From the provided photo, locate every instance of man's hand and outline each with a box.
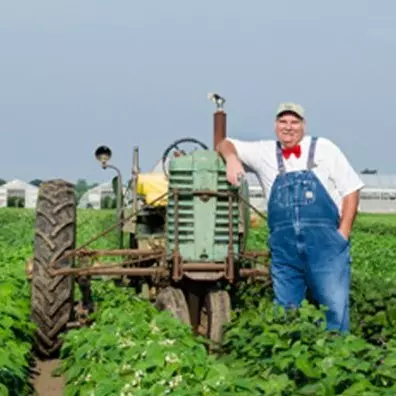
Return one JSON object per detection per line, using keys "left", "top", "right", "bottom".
{"left": 226, "top": 155, "right": 245, "bottom": 186}
{"left": 216, "top": 139, "right": 245, "bottom": 185}
{"left": 338, "top": 226, "right": 350, "bottom": 240}
{"left": 338, "top": 190, "right": 360, "bottom": 240}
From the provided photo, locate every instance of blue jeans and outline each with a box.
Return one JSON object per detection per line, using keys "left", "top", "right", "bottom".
{"left": 269, "top": 223, "right": 351, "bottom": 332}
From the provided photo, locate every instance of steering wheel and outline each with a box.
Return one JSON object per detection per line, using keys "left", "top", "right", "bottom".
{"left": 161, "top": 137, "right": 209, "bottom": 177}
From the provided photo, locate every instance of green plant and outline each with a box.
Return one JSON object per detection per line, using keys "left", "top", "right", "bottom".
{"left": 60, "top": 283, "right": 257, "bottom": 395}
{"left": 222, "top": 299, "right": 396, "bottom": 395}
{"left": 2, "top": 209, "right": 396, "bottom": 395}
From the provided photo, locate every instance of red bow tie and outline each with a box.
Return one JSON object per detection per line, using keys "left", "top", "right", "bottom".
{"left": 282, "top": 145, "right": 301, "bottom": 159}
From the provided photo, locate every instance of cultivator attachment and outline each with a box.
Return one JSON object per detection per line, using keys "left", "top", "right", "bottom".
{"left": 45, "top": 188, "right": 269, "bottom": 282}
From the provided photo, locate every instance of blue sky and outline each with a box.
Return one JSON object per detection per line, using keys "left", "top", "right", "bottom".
{"left": 0, "top": 0, "right": 395, "bottom": 184}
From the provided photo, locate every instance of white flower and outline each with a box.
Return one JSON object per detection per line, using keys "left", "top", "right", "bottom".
{"left": 122, "top": 383, "right": 131, "bottom": 391}
{"left": 135, "top": 370, "right": 144, "bottom": 378}
{"left": 149, "top": 320, "right": 160, "bottom": 333}
{"left": 159, "top": 339, "right": 175, "bottom": 346}
{"left": 120, "top": 339, "right": 135, "bottom": 348}
{"left": 165, "top": 353, "right": 180, "bottom": 364}
{"left": 121, "top": 364, "right": 131, "bottom": 371}
{"left": 169, "top": 374, "right": 182, "bottom": 388}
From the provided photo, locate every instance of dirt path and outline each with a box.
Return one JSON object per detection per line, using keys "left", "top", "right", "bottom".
{"left": 31, "top": 359, "right": 64, "bottom": 396}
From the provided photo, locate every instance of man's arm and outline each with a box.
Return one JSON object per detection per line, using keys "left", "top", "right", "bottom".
{"left": 339, "top": 190, "right": 360, "bottom": 239}
{"left": 216, "top": 139, "right": 238, "bottom": 160}
{"left": 325, "top": 138, "right": 364, "bottom": 239}
{"left": 216, "top": 139, "right": 246, "bottom": 185}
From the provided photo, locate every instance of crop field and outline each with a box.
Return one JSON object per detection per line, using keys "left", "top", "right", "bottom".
{"left": 1, "top": 208, "right": 396, "bottom": 395}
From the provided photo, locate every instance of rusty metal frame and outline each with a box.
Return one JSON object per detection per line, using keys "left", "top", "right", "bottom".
{"left": 46, "top": 187, "right": 269, "bottom": 281}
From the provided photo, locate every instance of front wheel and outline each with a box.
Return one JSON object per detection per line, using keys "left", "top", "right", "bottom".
{"left": 200, "top": 289, "right": 231, "bottom": 345}
{"left": 155, "top": 286, "right": 191, "bottom": 325}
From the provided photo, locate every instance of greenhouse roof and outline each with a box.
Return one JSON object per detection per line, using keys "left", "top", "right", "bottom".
{"left": 360, "top": 174, "right": 396, "bottom": 189}
{"left": 0, "top": 179, "right": 38, "bottom": 191}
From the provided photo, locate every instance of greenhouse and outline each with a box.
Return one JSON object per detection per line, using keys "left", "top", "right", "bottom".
{"left": 78, "top": 181, "right": 127, "bottom": 209}
{"left": 358, "top": 174, "right": 396, "bottom": 213}
{"left": 0, "top": 179, "right": 39, "bottom": 208}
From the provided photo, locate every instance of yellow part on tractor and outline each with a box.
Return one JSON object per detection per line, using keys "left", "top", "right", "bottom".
{"left": 136, "top": 173, "right": 168, "bottom": 207}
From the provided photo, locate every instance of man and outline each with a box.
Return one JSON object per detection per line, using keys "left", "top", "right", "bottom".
{"left": 216, "top": 103, "right": 364, "bottom": 332}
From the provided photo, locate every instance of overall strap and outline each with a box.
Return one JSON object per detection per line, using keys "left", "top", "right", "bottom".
{"left": 276, "top": 141, "right": 286, "bottom": 174}
{"left": 307, "top": 136, "right": 318, "bottom": 169}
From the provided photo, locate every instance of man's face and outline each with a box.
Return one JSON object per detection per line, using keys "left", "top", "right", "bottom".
{"left": 275, "top": 112, "right": 305, "bottom": 148}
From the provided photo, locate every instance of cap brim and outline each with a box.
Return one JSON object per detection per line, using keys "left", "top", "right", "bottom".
{"left": 276, "top": 110, "right": 304, "bottom": 119}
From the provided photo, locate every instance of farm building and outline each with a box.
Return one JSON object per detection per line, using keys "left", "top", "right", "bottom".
{"left": 78, "top": 181, "right": 127, "bottom": 209}
{"left": 0, "top": 179, "right": 39, "bottom": 208}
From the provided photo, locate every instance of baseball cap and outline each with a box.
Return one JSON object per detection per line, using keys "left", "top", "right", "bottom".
{"left": 276, "top": 102, "right": 305, "bottom": 119}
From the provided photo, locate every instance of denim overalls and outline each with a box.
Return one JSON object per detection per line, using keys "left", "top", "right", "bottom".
{"left": 267, "top": 136, "right": 351, "bottom": 332}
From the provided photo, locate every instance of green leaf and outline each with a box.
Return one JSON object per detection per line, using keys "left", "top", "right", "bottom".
{"left": 295, "top": 355, "right": 321, "bottom": 379}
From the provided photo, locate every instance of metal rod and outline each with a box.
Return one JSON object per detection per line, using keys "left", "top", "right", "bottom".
{"left": 66, "top": 322, "right": 83, "bottom": 329}
{"left": 182, "top": 263, "right": 226, "bottom": 271}
{"left": 179, "top": 189, "right": 236, "bottom": 198}
{"left": 51, "top": 265, "right": 269, "bottom": 278}
{"left": 93, "top": 253, "right": 163, "bottom": 267}
{"left": 227, "top": 192, "right": 235, "bottom": 282}
{"left": 50, "top": 266, "right": 169, "bottom": 277}
{"left": 240, "top": 251, "right": 270, "bottom": 258}
{"left": 50, "top": 261, "right": 268, "bottom": 278}
{"left": 172, "top": 189, "right": 182, "bottom": 280}
{"left": 51, "top": 253, "right": 164, "bottom": 275}
{"left": 71, "top": 248, "right": 164, "bottom": 258}
{"left": 104, "top": 164, "right": 124, "bottom": 249}
{"left": 49, "top": 190, "right": 170, "bottom": 268}
{"left": 131, "top": 146, "right": 139, "bottom": 236}
{"left": 237, "top": 190, "right": 267, "bottom": 221}
{"left": 239, "top": 268, "right": 269, "bottom": 277}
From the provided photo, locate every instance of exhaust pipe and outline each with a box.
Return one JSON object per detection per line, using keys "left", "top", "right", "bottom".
{"left": 208, "top": 93, "right": 226, "bottom": 150}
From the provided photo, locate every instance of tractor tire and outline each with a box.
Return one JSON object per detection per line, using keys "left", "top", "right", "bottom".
{"left": 31, "top": 179, "right": 76, "bottom": 357}
{"left": 155, "top": 286, "right": 191, "bottom": 325}
{"left": 202, "top": 289, "right": 231, "bottom": 345}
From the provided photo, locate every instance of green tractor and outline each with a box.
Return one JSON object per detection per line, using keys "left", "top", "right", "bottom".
{"left": 29, "top": 93, "right": 269, "bottom": 357}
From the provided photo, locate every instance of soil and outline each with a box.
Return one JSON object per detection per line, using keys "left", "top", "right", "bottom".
{"left": 31, "top": 358, "right": 64, "bottom": 396}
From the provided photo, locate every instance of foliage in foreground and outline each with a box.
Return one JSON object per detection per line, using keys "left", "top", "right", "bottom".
{"left": 0, "top": 208, "right": 117, "bottom": 396}
{"left": 223, "top": 298, "right": 396, "bottom": 395}
{"left": 2, "top": 209, "right": 396, "bottom": 395}
{"left": 60, "top": 283, "right": 255, "bottom": 396}
{"left": 0, "top": 211, "right": 36, "bottom": 396}
{"left": 0, "top": 250, "right": 35, "bottom": 396}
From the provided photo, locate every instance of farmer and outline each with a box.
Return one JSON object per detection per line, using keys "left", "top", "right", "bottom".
{"left": 216, "top": 103, "right": 364, "bottom": 332}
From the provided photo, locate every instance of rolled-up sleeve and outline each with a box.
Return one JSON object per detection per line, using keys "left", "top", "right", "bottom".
{"left": 327, "top": 140, "right": 365, "bottom": 197}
